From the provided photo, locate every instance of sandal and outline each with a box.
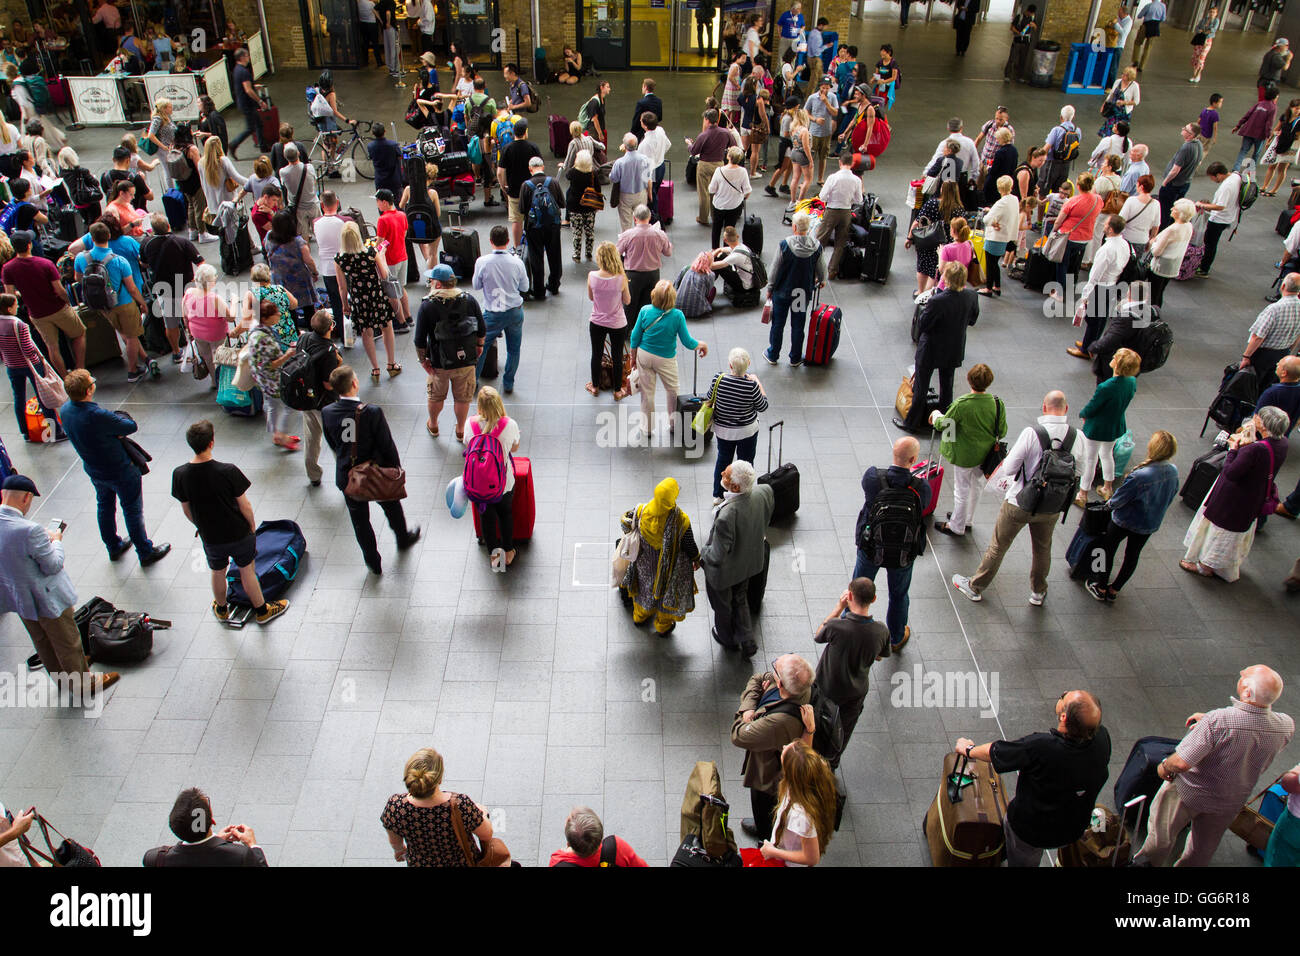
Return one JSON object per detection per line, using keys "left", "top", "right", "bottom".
{"left": 613, "top": 388, "right": 627, "bottom": 401}
{"left": 426, "top": 421, "right": 438, "bottom": 437}
{"left": 978, "top": 288, "right": 994, "bottom": 297}
{"left": 387, "top": 363, "right": 402, "bottom": 377}
{"left": 585, "top": 382, "right": 599, "bottom": 396}
{"left": 371, "top": 368, "right": 380, "bottom": 383}
{"left": 1179, "top": 560, "right": 1215, "bottom": 577}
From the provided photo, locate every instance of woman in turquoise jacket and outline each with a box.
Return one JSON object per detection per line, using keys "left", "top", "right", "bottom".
{"left": 629, "top": 280, "right": 708, "bottom": 440}
{"left": 1076, "top": 347, "right": 1140, "bottom": 508}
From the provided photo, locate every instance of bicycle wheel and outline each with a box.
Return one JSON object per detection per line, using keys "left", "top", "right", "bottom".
{"left": 350, "top": 137, "right": 375, "bottom": 180}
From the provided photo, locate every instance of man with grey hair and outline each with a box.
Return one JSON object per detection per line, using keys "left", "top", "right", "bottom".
{"left": 1137, "top": 665, "right": 1294, "bottom": 867}
{"left": 1039, "top": 106, "right": 1078, "bottom": 194}
{"left": 1158, "top": 123, "right": 1203, "bottom": 229}
{"left": 1240, "top": 274, "right": 1300, "bottom": 389}
{"left": 609, "top": 132, "right": 653, "bottom": 232}
{"left": 616, "top": 204, "right": 673, "bottom": 324}
{"left": 702, "top": 460, "right": 775, "bottom": 658}
{"left": 279, "top": 143, "right": 320, "bottom": 240}
{"left": 925, "top": 117, "right": 978, "bottom": 189}
{"left": 517, "top": 156, "right": 566, "bottom": 299}
{"left": 1118, "top": 143, "right": 1150, "bottom": 194}
{"left": 549, "top": 806, "right": 648, "bottom": 867}
{"left": 731, "top": 653, "right": 815, "bottom": 841}
{"left": 763, "top": 212, "right": 826, "bottom": 367}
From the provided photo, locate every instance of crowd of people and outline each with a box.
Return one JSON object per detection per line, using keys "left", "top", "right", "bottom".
{"left": 0, "top": 6, "right": 1298, "bottom": 870}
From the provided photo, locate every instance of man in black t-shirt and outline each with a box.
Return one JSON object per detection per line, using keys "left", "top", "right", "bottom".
{"left": 812, "top": 577, "right": 891, "bottom": 758}
{"left": 101, "top": 146, "right": 153, "bottom": 212}
{"left": 140, "top": 213, "right": 203, "bottom": 363}
{"left": 497, "top": 118, "right": 542, "bottom": 247}
{"left": 955, "top": 690, "right": 1110, "bottom": 866}
{"left": 228, "top": 49, "right": 265, "bottom": 158}
{"left": 171, "top": 420, "right": 289, "bottom": 626}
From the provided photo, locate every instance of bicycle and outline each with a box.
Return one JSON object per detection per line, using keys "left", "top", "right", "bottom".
{"left": 308, "top": 120, "right": 375, "bottom": 183}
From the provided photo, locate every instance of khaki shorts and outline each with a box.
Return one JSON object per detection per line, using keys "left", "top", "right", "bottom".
{"left": 427, "top": 365, "right": 476, "bottom": 403}
{"left": 507, "top": 196, "right": 523, "bottom": 223}
{"left": 107, "top": 301, "right": 144, "bottom": 338}
{"left": 32, "top": 305, "right": 85, "bottom": 343}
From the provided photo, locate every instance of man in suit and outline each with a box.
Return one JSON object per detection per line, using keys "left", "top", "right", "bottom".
{"left": 629, "top": 78, "right": 663, "bottom": 142}
{"left": 0, "top": 474, "right": 119, "bottom": 694}
{"left": 897, "top": 261, "right": 980, "bottom": 433}
{"left": 142, "top": 788, "right": 268, "bottom": 866}
{"left": 321, "top": 365, "right": 421, "bottom": 575}
{"left": 59, "top": 369, "right": 170, "bottom": 566}
{"left": 701, "top": 460, "right": 775, "bottom": 659}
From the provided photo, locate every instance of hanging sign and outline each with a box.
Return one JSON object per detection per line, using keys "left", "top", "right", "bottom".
{"left": 142, "top": 72, "right": 201, "bottom": 122}
{"left": 202, "top": 59, "right": 233, "bottom": 112}
{"left": 67, "top": 76, "right": 126, "bottom": 126}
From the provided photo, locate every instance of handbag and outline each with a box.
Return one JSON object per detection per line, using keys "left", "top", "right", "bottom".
{"left": 120, "top": 436, "right": 152, "bottom": 475}
{"left": 232, "top": 345, "right": 255, "bottom": 391}
{"left": 894, "top": 374, "right": 915, "bottom": 420}
{"left": 760, "top": 296, "right": 773, "bottom": 324}
{"left": 449, "top": 793, "right": 512, "bottom": 867}
{"left": 980, "top": 398, "right": 1008, "bottom": 478}
{"left": 19, "top": 340, "right": 68, "bottom": 408}
{"left": 1043, "top": 228, "right": 1070, "bottom": 264}
{"left": 964, "top": 242, "right": 984, "bottom": 287}
{"left": 692, "top": 375, "right": 721, "bottom": 435}
{"left": 1191, "top": 31, "right": 1207, "bottom": 46}
{"left": 611, "top": 506, "right": 642, "bottom": 586}
{"left": 1228, "top": 775, "right": 1284, "bottom": 850}
{"left": 190, "top": 343, "right": 210, "bottom": 381}
{"left": 224, "top": 176, "right": 239, "bottom": 193}
{"left": 911, "top": 216, "right": 944, "bottom": 252}
{"left": 17, "top": 812, "right": 101, "bottom": 867}
{"left": 344, "top": 403, "right": 408, "bottom": 502}
{"left": 381, "top": 275, "right": 404, "bottom": 300}
{"left": 609, "top": 181, "right": 621, "bottom": 208}
{"left": 1260, "top": 441, "right": 1282, "bottom": 518}
{"left": 138, "top": 133, "right": 158, "bottom": 155}
{"left": 580, "top": 185, "right": 605, "bottom": 211}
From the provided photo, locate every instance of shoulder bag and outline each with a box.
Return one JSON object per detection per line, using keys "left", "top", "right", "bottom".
{"left": 611, "top": 506, "right": 642, "bottom": 586}
{"left": 964, "top": 241, "right": 984, "bottom": 287}
{"left": 449, "top": 794, "right": 512, "bottom": 866}
{"left": 1043, "top": 227, "right": 1070, "bottom": 263}
{"left": 911, "top": 215, "right": 944, "bottom": 252}
{"left": 979, "top": 397, "right": 1008, "bottom": 478}
{"left": 12, "top": 321, "right": 68, "bottom": 408}
{"left": 344, "top": 403, "right": 408, "bottom": 502}
{"left": 692, "top": 375, "right": 722, "bottom": 435}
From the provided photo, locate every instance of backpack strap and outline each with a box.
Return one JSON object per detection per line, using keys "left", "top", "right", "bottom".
{"left": 489, "top": 416, "right": 508, "bottom": 440}
{"left": 598, "top": 834, "right": 618, "bottom": 867}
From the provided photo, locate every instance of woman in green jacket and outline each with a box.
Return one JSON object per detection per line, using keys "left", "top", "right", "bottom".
{"left": 629, "top": 280, "right": 709, "bottom": 440}
{"left": 1076, "top": 347, "right": 1140, "bottom": 508}
{"left": 929, "top": 363, "right": 1008, "bottom": 537}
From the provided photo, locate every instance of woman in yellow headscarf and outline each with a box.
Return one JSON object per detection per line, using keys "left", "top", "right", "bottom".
{"left": 619, "top": 477, "right": 700, "bottom": 635}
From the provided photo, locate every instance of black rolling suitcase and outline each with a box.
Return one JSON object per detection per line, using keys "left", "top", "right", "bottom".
{"left": 742, "top": 213, "right": 764, "bottom": 256}
{"left": 1066, "top": 502, "right": 1110, "bottom": 580}
{"left": 1022, "top": 248, "right": 1054, "bottom": 292}
{"left": 757, "top": 420, "right": 799, "bottom": 523}
{"left": 838, "top": 245, "right": 865, "bottom": 279}
{"left": 1180, "top": 445, "right": 1228, "bottom": 509}
{"left": 674, "top": 351, "right": 713, "bottom": 453}
{"left": 1113, "top": 735, "right": 1180, "bottom": 834}
{"left": 860, "top": 211, "right": 896, "bottom": 283}
{"left": 747, "top": 539, "right": 770, "bottom": 616}
{"left": 54, "top": 206, "right": 80, "bottom": 242}
{"left": 439, "top": 213, "right": 481, "bottom": 278}
{"left": 219, "top": 212, "right": 254, "bottom": 276}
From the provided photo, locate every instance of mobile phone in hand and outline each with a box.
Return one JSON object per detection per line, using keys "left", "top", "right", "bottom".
{"left": 47, "top": 519, "right": 66, "bottom": 533}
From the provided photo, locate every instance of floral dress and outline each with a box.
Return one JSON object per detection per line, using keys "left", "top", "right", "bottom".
{"left": 253, "top": 284, "right": 297, "bottom": 346}
{"left": 265, "top": 235, "right": 316, "bottom": 311}
{"left": 380, "top": 793, "right": 484, "bottom": 867}
{"left": 335, "top": 249, "right": 396, "bottom": 332}
{"left": 914, "top": 197, "right": 968, "bottom": 279}
{"left": 247, "top": 326, "right": 284, "bottom": 399}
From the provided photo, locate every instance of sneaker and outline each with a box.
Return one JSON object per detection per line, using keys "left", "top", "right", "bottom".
{"left": 779, "top": 185, "right": 790, "bottom": 195}
{"left": 789, "top": 359, "right": 802, "bottom": 368}
{"left": 764, "top": 185, "right": 778, "bottom": 197}
{"left": 763, "top": 349, "right": 778, "bottom": 365}
{"left": 197, "top": 233, "right": 216, "bottom": 244}
{"left": 1085, "top": 581, "right": 1108, "bottom": 603}
{"left": 126, "top": 368, "right": 145, "bottom": 384}
{"left": 952, "top": 574, "right": 981, "bottom": 602}
{"left": 254, "top": 600, "right": 289, "bottom": 624}
{"left": 212, "top": 602, "right": 230, "bottom": 622}
{"left": 171, "top": 351, "right": 184, "bottom": 364}
{"left": 1029, "top": 590, "right": 1046, "bottom": 607}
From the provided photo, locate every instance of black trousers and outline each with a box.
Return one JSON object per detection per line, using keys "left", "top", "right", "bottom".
{"left": 589, "top": 323, "right": 626, "bottom": 391}
{"left": 1148, "top": 273, "right": 1171, "bottom": 307}
{"left": 832, "top": 693, "right": 866, "bottom": 762}
{"left": 525, "top": 225, "right": 562, "bottom": 296}
{"left": 750, "top": 787, "right": 778, "bottom": 839}
{"left": 1248, "top": 347, "right": 1288, "bottom": 390}
{"left": 1091, "top": 518, "right": 1151, "bottom": 592}
{"left": 1080, "top": 283, "right": 1117, "bottom": 355}
{"left": 345, "top": 495, "right": 410, "bottom": 567}
{"left": 984, "top": 254, "right": 1001, "bottom": 290}
{"left": 711, "top": 203, "right": 743, "bottom": 250}
{"left": 358, "top": 21, "right": 382, "bottom": 66}
{"left": 705, "top": 577, "right": 752, "bottom": 648}
{"left": 1200, "top": 220, "right": 1231, "bottom": 273}
{"left": 955, "top": 22, "right": 974, "bottom": 54}
{"left": 905, "top": 362, "right": 955, "bottom": 430}
{"left": 625, "top": 268, "right": 659, "bottom": 324}
{"left": 322, "top": 275, "right": 344, "bottom": 341}
{"left": 230, "top": 104, "right": 264, "bottom": 154}
{"left": 480, "top": 491, "right": 515, "bottom": 553}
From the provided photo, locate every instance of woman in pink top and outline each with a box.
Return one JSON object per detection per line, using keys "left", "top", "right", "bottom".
{"left": 1052, "top": 171, "right": 1103, "bottom": 293}
{"left": 586, "top": 241, "right": 632, "bottom": 400}
{"left": 0, "top": 294, "right": 65, "bottom": 440}
{"left": 183, "top": 263, "right": 240, "bottom": 389}
{"left": 937, "top": 217, "right": 975, "bottom": 289}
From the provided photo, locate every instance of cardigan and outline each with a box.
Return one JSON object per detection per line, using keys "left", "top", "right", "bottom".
{"left": 1203, "top": 437, "right": 1288, "bottom": 532}
{"left": 629, "top": 305, "right": 697, "bottom": 358}
{"left": 932, "top": 391, "right": 1008, "bottom": 469}
{"left": 1080, "top": 374, "right": 1137, "bottom": 442}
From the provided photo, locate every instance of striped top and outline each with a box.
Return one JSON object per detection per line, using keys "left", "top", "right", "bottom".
{"left": 708, "top": 372, "right": 769, "bottom": 441}
{"left": 0, "top": 315, "right": 41, "bottom": 370}
{"left": 1174, "top": 700, "right": 1295, "bottom": 814}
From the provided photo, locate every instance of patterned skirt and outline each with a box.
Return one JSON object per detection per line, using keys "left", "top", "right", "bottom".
{"left": 1191, "top": 37, "right": 1213, "bottom": 75}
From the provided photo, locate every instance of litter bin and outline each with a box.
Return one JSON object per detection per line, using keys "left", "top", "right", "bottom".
{"left": 1029, "top": 40, "right": 1060, "bottom": 88}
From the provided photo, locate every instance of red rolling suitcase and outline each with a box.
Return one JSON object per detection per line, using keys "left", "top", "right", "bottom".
{"left": 656, "top": 160, "right": 674, "bottom": 225}
{"left": 911, "top": 431, "right": 944, "bottom": 518}
{"left": 472, "top": 455, "right": 535, "bottom": 543}
{"left": 549, "top": 114, "right": 571, "bottom": 158}
{"left": 259, "top": 104, "right": 280, "bottom": 150}
{"left": 803, "top": 295, "right": 842, "bottom": 366}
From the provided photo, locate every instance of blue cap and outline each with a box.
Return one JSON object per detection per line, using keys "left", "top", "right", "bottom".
{"left": 2, "top": 474, "right": 40, "bottom": 495}
{"left": 425, "top": 264, "right": 457, "bottom": 282}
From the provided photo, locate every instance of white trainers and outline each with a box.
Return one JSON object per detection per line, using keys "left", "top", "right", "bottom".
{"left": 952, "top": 574, "right": 981, "bottom": 602}
{"left": 1029, "top": 591, "right": 1046, "bottom": 607}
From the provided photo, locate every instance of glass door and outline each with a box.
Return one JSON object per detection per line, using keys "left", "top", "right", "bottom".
{"left": 448, "top": 0, "right": 499, "bottom": 68}
{"left": 676, "top": 0, "right": 719, "bottom": 70}
{"left": 579, "top": 0, "right": 627, "bottom": 70}
{"left": 300, "top": 0, "right": 360, "bottom": 69}
{"left": 628, "top": 0, "right": 668, "bottom": 67}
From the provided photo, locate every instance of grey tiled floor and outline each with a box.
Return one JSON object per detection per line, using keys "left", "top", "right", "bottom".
{"left": 2, "top": 20, "right": 1299, "bottom": 867}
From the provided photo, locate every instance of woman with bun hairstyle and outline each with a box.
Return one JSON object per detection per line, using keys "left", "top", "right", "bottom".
{"left": 381, "top": 748, "right": 501, "bottom": 866}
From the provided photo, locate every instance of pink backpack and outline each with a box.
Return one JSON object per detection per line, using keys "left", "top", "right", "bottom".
{"left": 463, "top": 417, "right": 510, "bottom": 507}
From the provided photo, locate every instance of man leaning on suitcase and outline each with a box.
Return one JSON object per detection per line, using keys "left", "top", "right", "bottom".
{"left": 954, "top": 690, "right": 1110, "bottom": 867}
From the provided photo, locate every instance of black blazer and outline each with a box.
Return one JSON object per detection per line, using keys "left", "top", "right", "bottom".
{"left": 142, "top": 838, "right": 268, "bottom": 867}
{"left": 322, "top": 399, "right": 401, "bottom": 492}
{"left": 631, "top": 94, "right": 663, "bottom": 138}
{"left": 915, "top": 288, "right": 979, "bottom": 369}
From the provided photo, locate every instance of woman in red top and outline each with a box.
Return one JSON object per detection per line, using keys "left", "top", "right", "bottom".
{"left": 250, "top": 183, "right": 282, "bottom": 248}
{"left": 1051, "top": 171, "right": 1102, "bottom": 296}
{"left": 0, "top": 293, "right": 66, "bottom": 441}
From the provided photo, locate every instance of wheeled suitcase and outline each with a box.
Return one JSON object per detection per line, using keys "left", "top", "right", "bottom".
{"left": 480, "top": 340, "right": 499, "bottom": 379}
{"left": 258, "top": 103, "right": 280, "bottom": 151}
{"left": 804, "top": 301, "right": 842, "bottom": 365}
{"left": 747, "top": 539, "right": 770, "bottom": 616}
{"left": 54, "top": 206, "right": 79, "bottom": 242}
{"left": 656, "top": 160, "right": 674, "bottom": 225}
{"left": 219, "top": 213, "right": 254, "bottom": 276}
{"left": 162, "top": 187, "right": 187, "bottom": 233}
{"left": 222, "top": 519, "right": 307, "bottom": 627}
{"left": 911, "top": 430, "right": 944, "bottom": 518}
{"left": 742, "top": 213, "right": 764, "bottom": 256}
{"left": 1201, "top": 364, "right": 1258, "bottom": 437}
{"left": 1066, "top": 525, "right": 1105, "bottom": 580}
{"left": 1022, "top": 248, "right": 1054, "bottom": 292}
{"left": 78, "top": 305, "right": 122, "bottom": 368}
{"left": 923, "top": 752, "right": 1007, "bottom": 867}
{"left": 439, "top": 215, "right": 481, "bottom": 278}
{"left": 676, "top": 761, "right": 741, "bottom": 863}
{"left": 548, "top": 114, "right": 570, "bottom": 158}
{"left": 860, "top": 211, "right": 896, "bottom": 283}
{"left": 674, "top": 351, "right": 713, "bottom": 452}
{"left": 837, "top": 245, "right": 865, "bottom": 279}
{"left": 1113, "top": 736, "right": 1179, "bottom": 834}
{"left": 670, "top": 833, "right": 741, "bottom": 867}
{"left": 471, "top": 455, "right": 535, "bottom": 543}
{"left": 1180, "top": 446, "right": 1228, "bottom": 509}
{"left": 757, "top": 420, "right": 800, "bottom": 523}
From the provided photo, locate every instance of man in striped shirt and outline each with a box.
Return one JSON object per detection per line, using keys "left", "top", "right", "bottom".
{"left": 1136, "top": 665, "right": 1294, "bottom": 867}
{"left": 1241, "top": 275, "right": 1300, "bottom": 389}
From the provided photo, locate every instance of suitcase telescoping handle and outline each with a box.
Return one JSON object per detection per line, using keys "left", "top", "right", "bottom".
{"left": 766, "top": 420, "right": 785, "bottom": 473}
{"left": 1116, "top": 794, "right": 1147, "bottom": 868}
{"left": 927, "top": 426, "right": 939, "bottom": 466}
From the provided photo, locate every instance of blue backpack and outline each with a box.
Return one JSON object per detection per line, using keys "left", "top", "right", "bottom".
{"left": 527, "top": 176, "right": 560, "bottom": 228}
{"left": 0, "top": 200, "right": 28, "bottom": 233}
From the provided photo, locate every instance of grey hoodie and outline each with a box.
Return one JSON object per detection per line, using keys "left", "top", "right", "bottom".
{"left": 767, "top": 232, "right": 827, "bottom": 295}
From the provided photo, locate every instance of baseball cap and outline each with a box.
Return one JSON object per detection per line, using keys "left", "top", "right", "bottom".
{"left": 1277, "top": 38, "right": 1289, "bottom": 47}
{"left": 426, "top": 264, "right": 457, "bottom": 282}
{"left": 819, "top": 74, "right": 833, "bottom": 86}
{"left": 2, "top": 474, "right": 40, "bottom": 496}
{"left": 373, "top": 188, "right": 396, "bottom": 204}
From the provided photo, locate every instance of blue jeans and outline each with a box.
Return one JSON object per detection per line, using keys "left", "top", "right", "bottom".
{"left": 93, "top": 471, "right": 154, "bottom": 556}
{"left": 713, "top": 432, "right": 759, "bottom": 499}
{"left": 766, "top": 291, "right": 810, "bottom": 363}
{"left": 1235, "top": 136, "right": 1265, "bottom": 172}
{"left": 853, "top": 547, "right": 914, "bottom": 646}
{"left": 476, "top": 306, "right": 524, "bottom": 390}
{"left": 7, "top": 364, "right": 64, "bottom": 439}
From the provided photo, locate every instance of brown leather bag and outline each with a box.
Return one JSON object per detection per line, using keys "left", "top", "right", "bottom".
{"left": 343, "top": 403, "right": 408, "bottom": 501}
{"left": 449, "top": 794, "right": 512, "bottom": 867}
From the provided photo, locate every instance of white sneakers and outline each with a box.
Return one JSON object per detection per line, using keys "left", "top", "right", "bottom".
{"left": 1029, "top": 591, "right": 1046, "bottom": 607}
{"left": 951, "top": 574, "right": 981, "bottom": 602}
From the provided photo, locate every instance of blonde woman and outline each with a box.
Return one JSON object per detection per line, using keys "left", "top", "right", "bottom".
{"left": 467, "top": 386, "right": 522, "bottom": 567}
{"left": 199, "top": 136, "right": 247, "bottom": 214}
{"left": 567, "top": 149, "right": 600, "bottom": 261}
{"left": 980, "top": 175, "right": 1019, "bottom": 295}
{"left": 786, "top": 108, "right": 814, "bottom": 208}
{"left": 562, "top": 120, "right": 599, "bottom": 180}
{"left": 757, "top": 740, "right": 837, "bottom": 867}
{"left": 144, "top": 96, "right": 176, "bottom": 187}
{"left": 381, "top": 748, "right": 501, "bottom": 867}
{"left": 183, "top": 264, "right": 242, "bottom": 388}
{"left": 398, "top": 161, "right": 443, "bottom": 270}
{"left": 334, "top": 221, "right": 398, "bottom": 382}
{"left": 1076, "top": 347, "right": 1141, "bottom": 507}
{"left": 587, "top": 241, "right": 632, "bottom": 398}
{"left": 628, "top": 280, "right": 708, "bottom": 439}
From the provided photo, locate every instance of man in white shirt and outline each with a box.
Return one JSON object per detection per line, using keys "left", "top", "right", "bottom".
{"left": 639, "top": 113, "right": 672, "bottom": 217}
{"left": 1193, "top": 161, "right": 1239, "bottom": 277}
{"left": 926, "top": 118, "right": 979, "bottom": 202}
{"left": 1113, "top": 2, "right": 1134, "bottom": 50}
{"left": 313, "top": 191, "right": 348, "bottom": 337}
{"left": 416, "top": 0, "right": 437, "bottom": 54}
{"left": 952, "top": 391, "right": 1079, "bottom": 606}
{"left": 1070, "top": 215, "right": 1132, "bottom": 360}
{"left": 816, "top": 152, "right": 864, "bottom": 279}
{"left": 711, "top": 225, "right": 759, "bottom": 302}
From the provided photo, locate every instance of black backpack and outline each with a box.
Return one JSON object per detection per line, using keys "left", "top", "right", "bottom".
{"left": 1133, "top": 320, "right": 1173, "bottom": 373}
{"left": 69, "top": 167, "right": 102, "bottom": 207}
{"left": 1054, "top": 125, "right": 1081, "bottom": 162}
{"left": 1015, "top": 426, "right": 1079, "bottom": 520}
{"left": 80, "top": 251, "right": 117, "bottom": 311}
{"left": 280, "top": 347, "right": 322, "bottom": 411}
{"left": 860, "top": 476, "right": 926, "bottom": 569}
{"left": 738, "top": 247, "right": 768, "bottom": 289}
{"left": 432, "top": 294, "right": 480, "bottom": 367}
{"left": 771, "top": 684, "right": 844, "bottom": 768}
